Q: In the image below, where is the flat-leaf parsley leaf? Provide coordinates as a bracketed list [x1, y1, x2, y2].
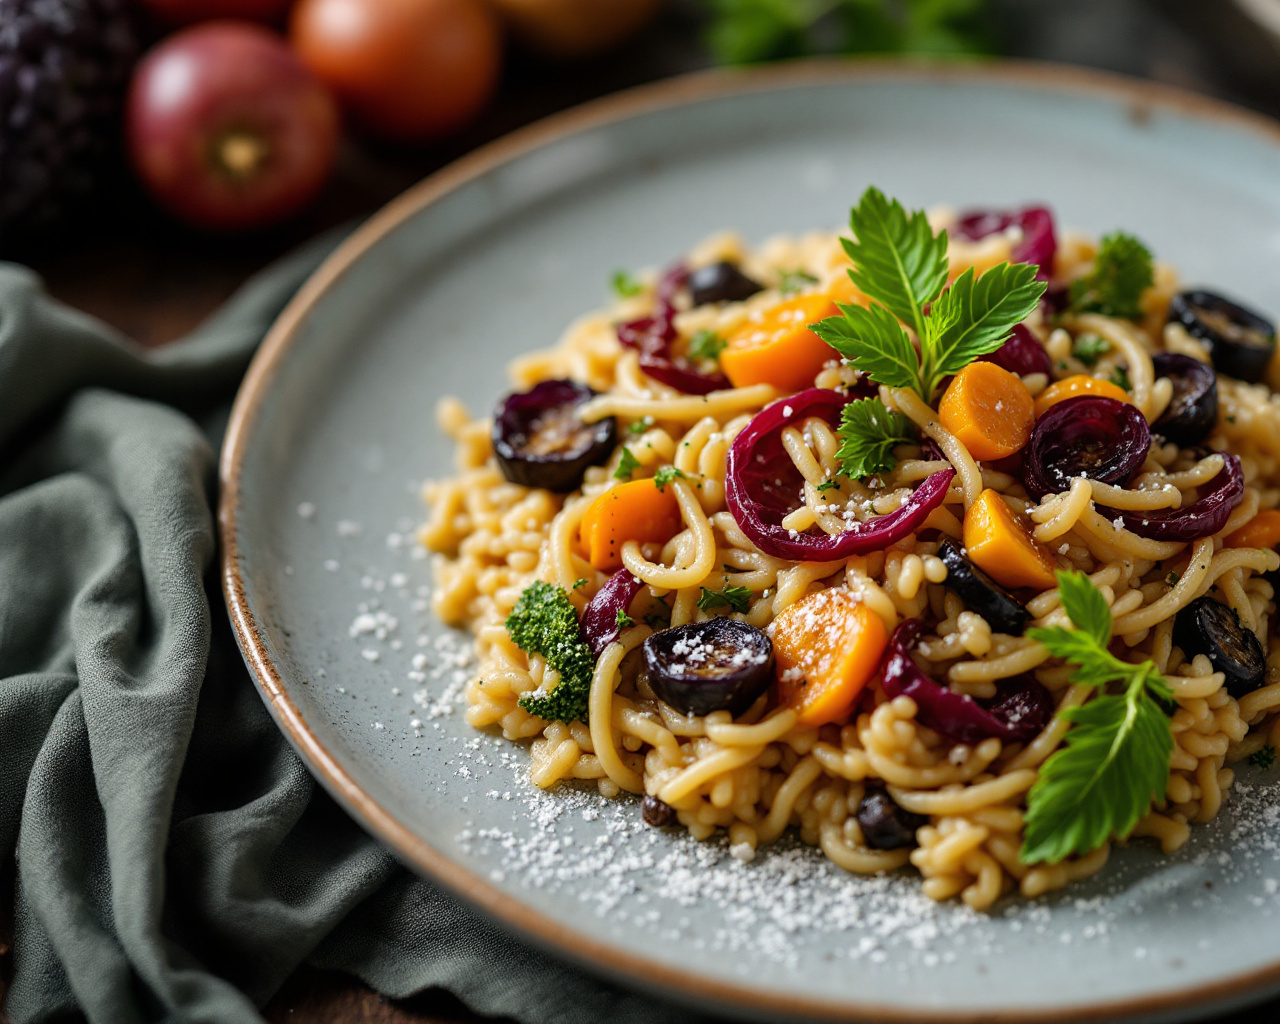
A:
[654, 466, 686, 492]
[835, 397, 915, 479]
[811, 186, 1045, 403]
[687, 329, 728, 363]
[1021, 571, 1174, 864]
[611, 269, 643, 298]
[614, 447, 641, 480]
[697, 585, 753, 614]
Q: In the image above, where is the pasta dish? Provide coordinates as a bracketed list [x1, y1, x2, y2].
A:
[419, 188, 1280, 910]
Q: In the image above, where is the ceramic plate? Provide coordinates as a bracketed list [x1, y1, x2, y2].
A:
[221, 62, 1280, 1023]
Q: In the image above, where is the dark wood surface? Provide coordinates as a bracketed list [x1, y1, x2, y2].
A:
[6, 2, 1280, 1022]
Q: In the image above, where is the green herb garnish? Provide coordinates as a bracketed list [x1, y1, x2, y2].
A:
[572, 578, 588, 590]
[778, 268, 819, 295]
[688, 329, 728, 363]
[614, 447, 641, 480]
[697, 585, 753, 614]
[627, 416, 654, 435]
[508, 581, 595, 723]
[654, 466, 686, 492]
[812, 187, 1046, 404]
[1021, 571, 1174, 864]
[1166, 571, 1179, 587]
[615, 609, 635, 630]
[1249, 745, 1276, 770]
[611, 269, 643, 298]
[815, 479, 841, 493]
[835, 397, 915, 480]
[1072, 334, 1110, 367]
[1067, 231, 1154, 319]
[1109, 365, 1132, 391]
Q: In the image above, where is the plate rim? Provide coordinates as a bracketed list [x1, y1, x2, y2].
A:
[219, 58, 1280, 1024]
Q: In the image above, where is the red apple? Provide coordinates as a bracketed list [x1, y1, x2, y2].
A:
[126, 22, 340, 232]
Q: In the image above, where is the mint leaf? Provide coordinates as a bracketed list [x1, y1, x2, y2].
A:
[611, 270, 643, 298]
[843, 185, 949, 342]
[835, 398, 914, 479]
[654, 466, 685, 492]
[614, 447, 640, 480]
[1021, 685, 1173, 865]
[687, 329, 727, 363]
[922, 263, 1046, 395]
[1068, 231, 1154, 319]
[697, 585, 753, 614]
[812, 300, 920, 392]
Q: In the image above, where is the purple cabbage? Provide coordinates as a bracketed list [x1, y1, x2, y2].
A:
[581, 568, 646, 657]
[724, 389, 954, 560]
[1101, 453, 1244, 541]
[977, 324, 1052, 378]
[881, 620, 1053, 743]
[616, 264, 730, 395]
[954, 206, 1057, 280]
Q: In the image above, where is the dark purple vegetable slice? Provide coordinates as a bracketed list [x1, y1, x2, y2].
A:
[1101, 453, 1243, 541]
[687, 260, 763, 307]
[1169, 290, 1276, 383]
[977, 324, 1052, 378]
[642, 618, 773, 717]
[1024, 396, 1150, 500]
[1151, 352, 1218, 447]
[856, 786, 926, 850]
[937, 537, 1030, 635]
[953, 205, 1057, 279]
[725, 389, 954, 561]
[1173, 596, 1265, 698]
[581, 568, 646, 657]
[641, 794, 679, 827]
[492, 380, 617, 493]
[881, 620, 1053, 743]
[616, 263, 730, 395]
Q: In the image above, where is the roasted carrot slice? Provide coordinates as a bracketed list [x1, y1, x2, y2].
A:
[579, 479, 682, 571]
[721, 294, 839, 392]
[963, 488, 1058, 591]
[938, 361, 1035, 461]
[1226, 509, 1280, 550]
[1033, 374, 1131, 418]
[771, 588, 888, 727]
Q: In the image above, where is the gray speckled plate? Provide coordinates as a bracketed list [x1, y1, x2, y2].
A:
[220, 62, 1280, 1024]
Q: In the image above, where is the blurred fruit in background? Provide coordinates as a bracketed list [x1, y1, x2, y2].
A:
[490, 0, 664, 58]
[125, 22, 339, 230]
[289, 0, 501, 142]
[0, 0, 138, 240]
[140, 0, 293, 26]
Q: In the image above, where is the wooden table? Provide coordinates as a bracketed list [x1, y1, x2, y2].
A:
[5, 3, 1280, 1021]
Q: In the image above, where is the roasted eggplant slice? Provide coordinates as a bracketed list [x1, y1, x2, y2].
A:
[642, 618, 773, 716]
[1173, 596, 1266, 698]
[687, 260, 763, 306]
[937, 537, 1031, 634]
[1151, 352, 1218, 447]
[856, 786, 927, 850]
[492, 380, 616, 492]
[1169, 290, 1276, 384]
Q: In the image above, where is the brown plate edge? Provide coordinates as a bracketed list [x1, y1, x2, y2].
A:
[219, 57, 1280, 1024]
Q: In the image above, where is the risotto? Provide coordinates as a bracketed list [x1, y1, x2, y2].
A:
[419, 188, 1280, 910]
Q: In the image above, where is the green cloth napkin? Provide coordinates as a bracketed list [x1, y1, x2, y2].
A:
[0, 237, 721, 1024]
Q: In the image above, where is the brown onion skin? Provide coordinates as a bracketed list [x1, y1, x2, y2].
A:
[126, 23, 339, 231]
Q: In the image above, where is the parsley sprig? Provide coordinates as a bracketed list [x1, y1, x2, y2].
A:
[1067, 231, 1153, 320]
[835, 397, 914, 479]
[697, 585, 753, 614]
[1021, 571, 1174, 865]
[812, 187, 1046, 404]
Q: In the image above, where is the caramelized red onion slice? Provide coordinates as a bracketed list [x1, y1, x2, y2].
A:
[724, 389, 954, 560]
[954, 206, 1057, 280]
[881, 620, 1053, 743]
[1101, 453, 1244, 541]
[616, 263, 730, 395]
[977, 324, 1052, 378]
[1024, 396, 1150, 500]
[581, 568, 645, 657]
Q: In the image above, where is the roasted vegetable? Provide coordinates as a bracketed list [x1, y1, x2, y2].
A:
[643, 618, 774, 717]
[721, 294, 839, 392]
[1150, 352, 1217, 447]
[1173, 596, 1266, 698]
[493, 380, 617, 492]
[963, 489, 1058, 590]
[1169, 290, 1276, 383]
[937, 360, 1035, 461]
[936, 537, 1030, 635]
[580, 478, 682, 571]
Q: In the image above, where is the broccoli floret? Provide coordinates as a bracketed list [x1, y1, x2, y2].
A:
[507, 581, 595, 723]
